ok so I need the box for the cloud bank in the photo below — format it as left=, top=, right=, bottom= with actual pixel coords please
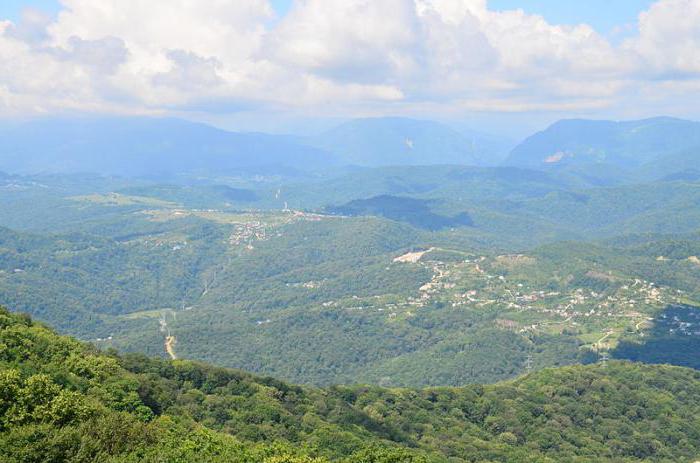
left=0, top=0, right=699, bottom=119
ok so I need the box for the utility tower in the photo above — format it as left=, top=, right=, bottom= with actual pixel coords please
left=600, top=352, right=609, bottom=368
left=525, top=354, right=534, bottom=373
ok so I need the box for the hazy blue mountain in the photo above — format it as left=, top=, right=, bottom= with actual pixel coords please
left=659, top=169, right=700, bottom=182
left=634, top=146, right=700, bottom=182
left=0, top=117, right=337, bottom=177
left=309, top=117, right=509, bottom=166
left=505, top=117, right=700, bottom=169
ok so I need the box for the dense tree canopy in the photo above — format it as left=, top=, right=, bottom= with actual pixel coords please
left=0, top=306, right=699, bottom=462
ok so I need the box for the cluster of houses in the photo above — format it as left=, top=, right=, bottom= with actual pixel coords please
left=229, top=221, right=267, bottom=248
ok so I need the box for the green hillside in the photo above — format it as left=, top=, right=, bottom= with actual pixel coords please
left=1, top=306, right=699, bottom=462
left=505, top=117, right=700, bottom=169
left=2, top=171, right=700, bottom=387
left=3, top=217, right=700, bottom=389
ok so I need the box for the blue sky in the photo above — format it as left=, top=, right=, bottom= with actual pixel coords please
left=0, top=0, right=62, bottom=21
left=489, top=1, right=656, bottom=33
left=270, top=0, right=294, bottom=16
left=275, top=0, right=659, bottom=33
left=2, top=0, right=656, bottom=33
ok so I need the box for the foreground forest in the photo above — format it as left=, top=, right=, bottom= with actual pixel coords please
left=1, top=306, right=699, bottom=462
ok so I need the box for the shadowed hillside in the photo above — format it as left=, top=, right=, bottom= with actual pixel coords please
left=327, top=195, right=474, bottom=230
left=613, top=304, right=700, bottom=370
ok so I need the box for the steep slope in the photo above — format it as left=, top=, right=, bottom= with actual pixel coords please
left=0, top=117, right=336, bottom=177
left=310, top=117, right=507, bottom=166
left=505, top=117, right=700, bottom=169
left=1, top=306, right=700, bottom=462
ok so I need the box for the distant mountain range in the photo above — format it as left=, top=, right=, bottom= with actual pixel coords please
left=1, top=115, right=698, bottom=179
left=309, top=117, right=511, bottom=166
left=0, top=116, right=514, bottom=177
left=504, top=117, right=700, bottom=176
left=0, top=117, right=337, bottom=178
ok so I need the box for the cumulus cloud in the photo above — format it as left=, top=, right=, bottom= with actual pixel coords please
left=5, top=8, right=52, bottom=44
left=625, top=0, right=700, bottom=77
left=153, top=50, right=224, bottom=91
left=54, top=36, right=129, bottom=74
left=0, top=0, right=698, bottom=118
left=266, top=0, right=422, bottom=84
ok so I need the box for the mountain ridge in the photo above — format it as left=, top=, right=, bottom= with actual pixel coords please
left=504, top=116, right=700, bottom=170
left=309, top=117, right=511, bottom=167
left=0, top=116, right=338, bottom=177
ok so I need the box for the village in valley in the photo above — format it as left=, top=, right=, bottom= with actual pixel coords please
left=289, top=245, right=699, bottom=355
left=63, top=192, right=700, bottom=361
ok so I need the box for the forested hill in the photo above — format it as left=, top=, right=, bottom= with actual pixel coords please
left=1, top=306, right=699, bottom=463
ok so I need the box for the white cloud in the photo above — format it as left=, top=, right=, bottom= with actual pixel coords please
left=625, top=0, right=700, bottom=77
left=0, top=0, right=697, bottom=119
left=266, top=0, right=421, bottom=84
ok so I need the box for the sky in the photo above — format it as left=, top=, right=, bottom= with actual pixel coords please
left=0, top=1, right=60, bottom=21
left=0, top=0, right=698, bottom=137
left=489, top=1, right=657, bottom=35
left=0, top=0, right=658, bottom=32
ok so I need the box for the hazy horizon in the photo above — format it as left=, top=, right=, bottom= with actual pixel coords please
left=1, top=1, right=699, bottom=138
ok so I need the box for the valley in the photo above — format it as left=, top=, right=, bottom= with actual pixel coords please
left=0, top=115, right=699, bottom=390
left=2, top=167, right=699, bottom=388
left=2, top=1, right=700, bottom=460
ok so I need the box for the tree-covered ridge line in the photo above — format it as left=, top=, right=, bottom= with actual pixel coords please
left=1, top=306, right=700, bottom=462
